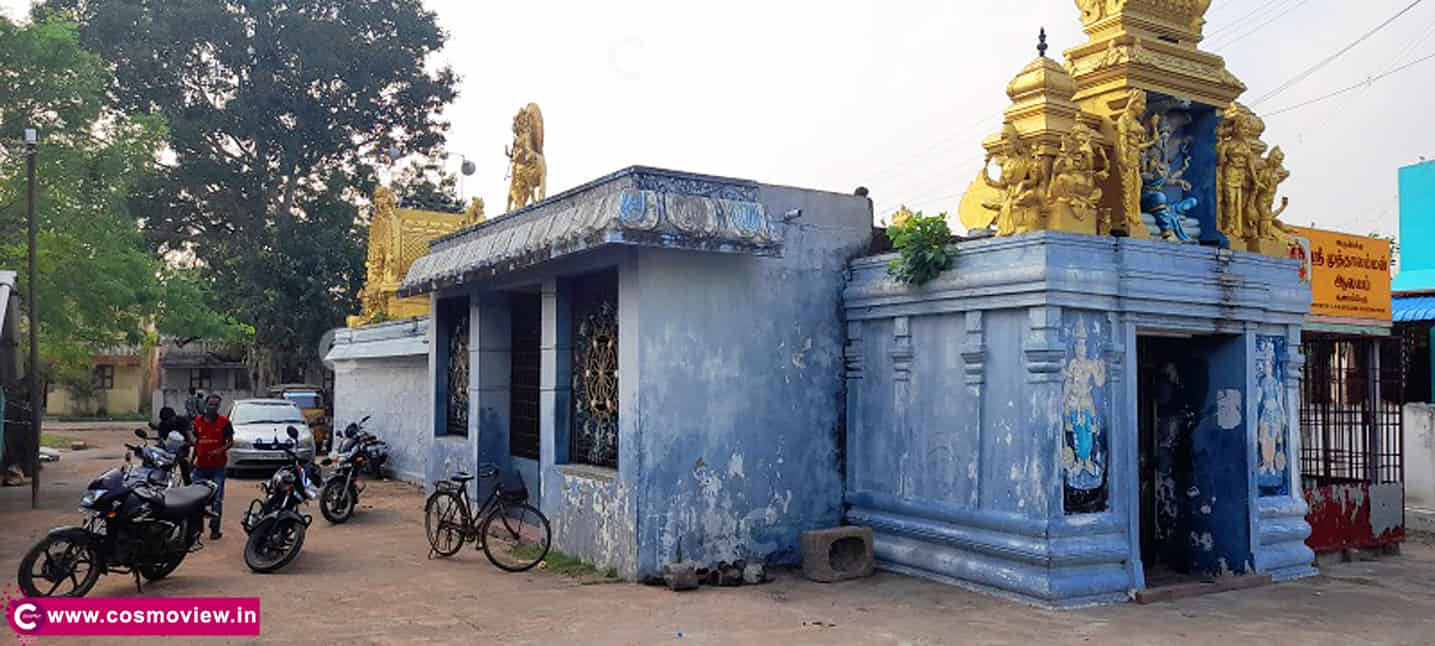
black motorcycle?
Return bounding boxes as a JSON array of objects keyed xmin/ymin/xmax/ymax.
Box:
[
  {"xmin": 318, "ymin": 416, "xmax": 387, "ymax": 523},
  {"xmin": 241, "ymin": 426, "xmax": 319, "ymax": 573},
  {"xmin": 16, "ymin": 430, "xmax": 218, "ymax": 597}
]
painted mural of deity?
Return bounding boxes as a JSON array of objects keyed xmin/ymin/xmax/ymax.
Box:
[
  {"xmin": 1256, "ymin": 336, "xmax": 1289, "ymax": 496},
  {"xmin": 1062, "ymin": 319, "xmax": 1109, "ymax": 513}
]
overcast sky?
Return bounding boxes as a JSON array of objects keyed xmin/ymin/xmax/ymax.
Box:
[{"xmin": 5, "ymin": 0, "xmax": 1432, "ymax": 236}]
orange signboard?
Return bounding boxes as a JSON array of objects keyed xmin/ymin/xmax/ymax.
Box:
[{"xmin": 1289, "ymin": 226, "xmax": 1392, "ymax": 322}]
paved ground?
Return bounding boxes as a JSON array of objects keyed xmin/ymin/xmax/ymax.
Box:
[{"xmin": 4, "ymin": 423, "xmax": 1435, "ymax": 645}]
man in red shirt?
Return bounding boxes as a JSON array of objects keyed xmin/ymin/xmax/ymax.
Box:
[{"xmin": 191, "ymin": 393, "xmax": 235, "ymax": 540}]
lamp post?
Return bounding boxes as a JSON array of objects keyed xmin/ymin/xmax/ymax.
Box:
[{"xmin": 24, "ymin": 128, "xmax": 39, "ymax": 509}]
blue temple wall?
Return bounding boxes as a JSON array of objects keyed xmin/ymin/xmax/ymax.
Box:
[
  {"xmin": 631, "ymin": 184, "xmax": 872, "ymax": 577},
  {"xmin": 397, "ymin": 170, "xmax": 872, "ymax": 580},
  {"xmin": 843, "ymin": 232, "xmax": 1312, "ymax": 606}
]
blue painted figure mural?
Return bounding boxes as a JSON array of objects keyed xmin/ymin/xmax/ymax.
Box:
[
  {"xmin": 1062, "ymin": 318, "xmax": 1109, "ymax": 513},
  {"xmin": 1256, "ymin": 336, "xmax": 1289, "ymax": 496}
]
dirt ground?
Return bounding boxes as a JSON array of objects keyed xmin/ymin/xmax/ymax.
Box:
[{"xmin": 4, "ymin": 423, "xmax": 1435, "ymax": 646}]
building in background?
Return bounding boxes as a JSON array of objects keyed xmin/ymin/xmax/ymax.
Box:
[
  {"xmin": 1288, "ymin": 226, "xmax": 1404, "ymax": 555},
  {"xmin": 151, "ymin": 338, "xmax": 253, "ymax": 416},
  {"xmin": 44, "ymin": 345, "xmax": 155, "ymax": 418},
  {"xmin": 1392, "ymin": 159, "xmax": 1435, "ymax": 518}
]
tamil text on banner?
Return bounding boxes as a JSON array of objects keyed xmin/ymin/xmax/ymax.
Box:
[{"xmin": 1289, "ymin": 226, "xmax": 1392, "ymax": 322}]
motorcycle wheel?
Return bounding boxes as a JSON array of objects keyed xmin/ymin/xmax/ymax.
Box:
[
  {"xmin": 319, "ymin": 479, "xmax": 357, "ymax": 524},
  {"xmin": 17, "ymin": 533, "xmax": 102, "ymax": 597},
  {"xmin": 243, "ymin": 516, "xmax": 306, "ymax": 573},
  {"xmin": 141, "ymin": 519, "xmax": 195, "ymax": 581},
  {"xmin": 140, "ymin": 554, "xmax": 185, "ymax": 582}
]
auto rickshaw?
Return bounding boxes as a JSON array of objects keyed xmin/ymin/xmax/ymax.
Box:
[{"xmin": 267, "ymin": 384, "xmax": 332, "ymax": 451}]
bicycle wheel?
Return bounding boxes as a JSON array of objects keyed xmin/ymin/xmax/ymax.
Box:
[
  {"xmin": 424, "ymin": 490, "xmax": 469, "ymax": 558},
  {"xmin": 480, "ymin": 502, "xmax": 551, "ymax": 572}
]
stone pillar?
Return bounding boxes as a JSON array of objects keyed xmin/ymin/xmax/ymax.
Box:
[
  {"xmin": 473, "ymin": 292, "xmax": 512, "ymax": 482},
  {"xmin": 539, "ymin": 278, "xmax": 573, "ymax": 504}
]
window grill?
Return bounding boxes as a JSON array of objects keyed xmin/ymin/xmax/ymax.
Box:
[
  {"xmin": 570, "ymin": 271, "xmax": 619, "ymax": 469},
  {"xmin": 444, "ymin": 297, "xmax": 470, "ymax": 437},
  {"xmin": 1299, "ymin": 335, "xmax": 1404, "ymax": 486}
]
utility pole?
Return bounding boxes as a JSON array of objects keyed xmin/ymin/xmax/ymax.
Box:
[{"xmin": 25, "ymin": 128, "xmax": 40, "ymax": 510}]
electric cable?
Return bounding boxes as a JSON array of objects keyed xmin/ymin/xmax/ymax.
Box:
[{"xmin": 1251, "ymin": 0, "xmax": 1426, "ymax": 106}]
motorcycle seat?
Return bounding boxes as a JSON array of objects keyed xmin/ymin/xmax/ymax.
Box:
[{"xmin": 157, "ymin": 484, "xmax": 214, "ymax": 519}]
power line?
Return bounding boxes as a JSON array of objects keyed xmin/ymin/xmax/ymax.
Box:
[
  {"xmin": 1205, "ymin": 0, "xmax": 1288, "ymax": 38},
  {"xmin": 1209, "ymin": 0, "xmax": 1311, "ymax": 50},
  {"xmin": 1263, "ymin": 49, "xmax": 1435, "ymax": 116},
  {"xmin": 1251, "ymin": 0, "xmax": 1426, "ymax": 106}
]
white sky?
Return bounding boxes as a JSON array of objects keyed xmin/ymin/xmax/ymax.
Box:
[{"xmin": 5, "ymin": 0, "xmax": 1433, "ymax": 236}]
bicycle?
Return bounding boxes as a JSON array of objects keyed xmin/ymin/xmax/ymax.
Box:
[{"xmin": 423, "ymin": 463, "xmax": 552, "ymax": 572}]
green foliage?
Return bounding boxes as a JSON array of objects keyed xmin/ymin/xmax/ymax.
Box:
[
  {"xmin": 393, "ymin": 158, "xmax": 465, "ymax": 213},
  {"xmin": 41, "ymin": 0, "xmax": 459, "ymax": 380},
  {"xmin": 886, "ymin": 212, "xmax": 955, "ymax": 286},
  {"xmin": 0, "ymin": 16, "xmax": 237, "ymax": 379}
]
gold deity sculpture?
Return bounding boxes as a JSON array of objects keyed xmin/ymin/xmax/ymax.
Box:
[
  {"xmin": 1111, "ymin": 90, "xmax": 1155, "ymax": 238},
  {"xmin": 348, "ymin": 186, "xmax": 473, "ymax": 327},
  {"xmin": 506, "ymin": 103, "xmax": 547, "ymax": 212},
  {"xmin": 949, "ymin": 2, "xmax": 1292, "ymax": 256},
  {"xmin": 463, "ymin": 197, "xmax": 486, "ymax": 227},
  {"xmin": 1048, "ymin": 121, "xmax": 1110, "ymax": 234},
  {"xmin": 979, "ymin": 124, "xmax": 1048, "ymax": 236}
]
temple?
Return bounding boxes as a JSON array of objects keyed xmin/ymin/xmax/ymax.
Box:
[
  {"xmin": 348, "ymin": 188, "xmax": 484, "ymax": 327},
  {"xmin": 328, "ymin": 2, "xmax": 1316, "ymax": 607}
]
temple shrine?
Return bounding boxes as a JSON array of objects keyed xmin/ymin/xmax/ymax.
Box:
[{"xmin": 329, "ymin": 3, "xmax": 1318, "ymax": 607}]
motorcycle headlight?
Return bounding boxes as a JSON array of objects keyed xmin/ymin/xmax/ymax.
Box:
[{"xmin": 81, "ymin": 489, "xmax": 107, "ymax": 508}]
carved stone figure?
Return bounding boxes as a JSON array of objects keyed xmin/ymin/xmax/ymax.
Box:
[
  {"xmin": 979, "ymin": 124, "xmax": 1047, "ymax": 236},
  {"xmin": 505, "ymin": 103, "xmax": 547, "ymax": 212},
  {"xmin": 1112, "ymin": 90, "xmax": 1156, "ymax": 238},
  {"xmin": 1048, "ymin": 122, "xmax": 1109, "ymax": 234}
]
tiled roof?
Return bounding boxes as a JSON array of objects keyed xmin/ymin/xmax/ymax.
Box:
[
  {"xmin": 398, "ymin": 166, "xmax": 782, "ymax": 297},
  {"xmin": 1394, "ymin": 295, "xmax": 1435, "ymax": 322}
]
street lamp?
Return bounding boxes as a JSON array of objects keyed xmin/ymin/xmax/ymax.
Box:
[{"xmin": 24, "ymin": 128, "xmax": 39, "ymax": 509}]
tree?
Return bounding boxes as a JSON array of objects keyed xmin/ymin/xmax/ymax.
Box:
[
  {"xmin": 392, "ymin": 157, "xmax": 465, "ymax": 213},
  {"xmin": 0, "ymin": 16, "xmax": 244, "ymax": 389},
  {"xmin": 41, "ymin": 0, "xmax": 460, "ymax": 382}
]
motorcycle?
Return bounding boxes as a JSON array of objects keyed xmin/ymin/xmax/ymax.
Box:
[
  {"xmin": 16, "ymin": 431, "xmax": 218, "ymax": 597},
  {"xmin": 127, "ymin": 428, "xmax": 187, "ymax": 489},
  {"xmin": 240, "ymin": 426, "xmax": 320, "ymax": 573},
  {"xmin": 318, "ymin": 416, "xmax": 387, "ymax": 524}
]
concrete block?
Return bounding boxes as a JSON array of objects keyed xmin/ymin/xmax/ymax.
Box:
[
  {"xmin": 70, "ymin": 441, "xmax": 88, "ymax": 450},
  {"xmin": 663, "ymin": 561, "xmax": 700, "ymax": 591},
  {"xmin": 801, "ymin": 526, "xmax": 874, "ymax": 583}
]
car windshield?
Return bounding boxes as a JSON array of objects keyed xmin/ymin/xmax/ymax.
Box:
[
  {"xmin": 280, "ymin": 392, "xmax": 322, "ymax": 409},
  {"xmin": 230, "ymin": 402, "xmax": 306, "ymax": 425}
]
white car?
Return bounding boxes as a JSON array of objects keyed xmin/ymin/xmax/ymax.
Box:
[{"xmin": 226, "ymin": 399, "xmax": 316, "ymax": 472}]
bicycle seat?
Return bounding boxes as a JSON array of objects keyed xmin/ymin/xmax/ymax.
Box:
[
  {"xmin": 451, "ymin": 471, "xmax": 475, "ymax": 483},
  {"xmin": 477, "ymin": 463, "xmax": 500, "ymax": 479}
]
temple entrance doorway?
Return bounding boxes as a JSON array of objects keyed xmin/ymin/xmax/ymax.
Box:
[{"xmin": 1137, "ymin": 333, "xmax": 1254, "ymax": 588}]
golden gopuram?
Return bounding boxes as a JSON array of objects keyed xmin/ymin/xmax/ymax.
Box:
[
  {"xmin": 347, "ymin": 188, "xmax": 485, "ymax": 327},
  {"xmin": 958, "ymin": 1, "xmax": 1295, "ymax": 256}
]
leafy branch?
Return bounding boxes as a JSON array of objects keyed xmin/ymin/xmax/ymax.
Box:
[{"xmin": 886, "ymin": 212, "xmax": 955, "ymax": 286}]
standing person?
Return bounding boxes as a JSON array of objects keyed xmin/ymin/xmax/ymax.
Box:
[
  {"xmin": 149, "ymin": 406, "xmax": 195, "ymax": 485},
  {"xmin": 190, "ymin": 394, "xmax": 234, "ymax": 540},
  {"xmin": 185, "ymin": 388, "xmax": 204, "ymax": 420}
]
